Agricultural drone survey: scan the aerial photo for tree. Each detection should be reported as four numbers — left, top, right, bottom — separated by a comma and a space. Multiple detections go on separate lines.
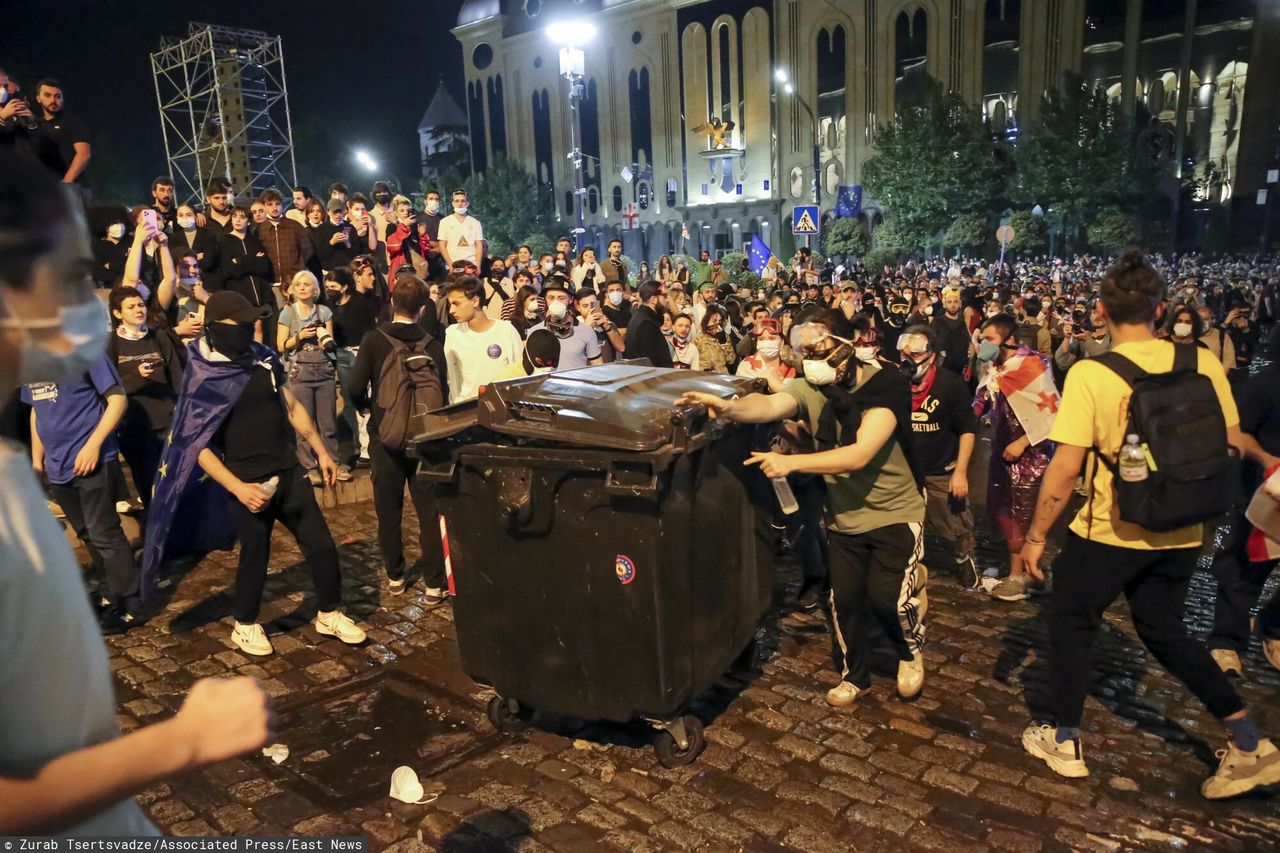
1007, 211, 1047, 255
943, 212, 988, 255
871, 217, 913, 254
1013, 74, 1142, 253
1086, 207, 1138, 253
823, 217, 870, 258
863, 248, 898, 274
862, 76, 1007, 252
518, 232, 555, 260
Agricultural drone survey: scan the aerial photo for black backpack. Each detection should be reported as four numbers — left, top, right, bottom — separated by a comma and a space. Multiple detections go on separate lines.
1091, 343, 1235, 532
375, 330, 444, 451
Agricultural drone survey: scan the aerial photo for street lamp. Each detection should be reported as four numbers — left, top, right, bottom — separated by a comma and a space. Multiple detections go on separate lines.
354, 149, 378, 173
774, 67, 821, 249
548, 19, 597, 255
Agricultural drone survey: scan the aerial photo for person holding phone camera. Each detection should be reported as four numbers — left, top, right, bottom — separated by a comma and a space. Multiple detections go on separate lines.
106, 285, 184, 511
1054, 301, 1111, 372
277, 271, 345, 486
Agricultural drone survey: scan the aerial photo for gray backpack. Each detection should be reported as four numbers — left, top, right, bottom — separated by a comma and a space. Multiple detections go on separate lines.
374, 331, 443, 451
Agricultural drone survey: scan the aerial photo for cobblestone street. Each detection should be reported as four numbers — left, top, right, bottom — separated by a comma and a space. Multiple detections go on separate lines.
104, 500, 1280, 852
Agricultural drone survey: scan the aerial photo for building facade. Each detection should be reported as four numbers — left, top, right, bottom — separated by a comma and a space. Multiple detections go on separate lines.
450, 0, 1279, 261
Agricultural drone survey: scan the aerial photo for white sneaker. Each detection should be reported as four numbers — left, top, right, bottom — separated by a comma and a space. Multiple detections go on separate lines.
825, 681, 867, 708
1201, 739, 1280, 799
1022, 723, 1089, 778
1263, 638, 1280, 674
388, 578, 406, 596
897, 654, 924, 700
315, 610, 367, 645
423, 586, 448, 606
1210, 648, 1244, 678
992, 574, 1030, 601
231, 622, 274, 656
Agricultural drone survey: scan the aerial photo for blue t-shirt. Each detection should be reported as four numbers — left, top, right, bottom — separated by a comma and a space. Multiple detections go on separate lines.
21, 356, 123, 485
528, 321, 602, 370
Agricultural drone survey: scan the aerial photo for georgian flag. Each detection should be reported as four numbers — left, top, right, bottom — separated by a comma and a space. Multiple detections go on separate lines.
988, 350, 1060, 447
1245, 465, 1280, 563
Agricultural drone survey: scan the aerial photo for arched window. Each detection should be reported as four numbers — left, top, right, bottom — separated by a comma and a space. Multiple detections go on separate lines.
894, 9, 929, 111
816, 26, 846, 146
580, 79, 603, 197
487, 75, 507, 158
467, 80, 488, 172
532, 89, 554, 190
612, 185, 623, 212
628, 68, 653, 168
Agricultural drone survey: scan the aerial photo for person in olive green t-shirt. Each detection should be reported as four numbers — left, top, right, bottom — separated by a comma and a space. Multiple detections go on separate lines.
679, 313, 926, 710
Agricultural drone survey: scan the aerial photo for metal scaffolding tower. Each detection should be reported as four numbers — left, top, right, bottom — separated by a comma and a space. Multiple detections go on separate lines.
151, 22, 297, 205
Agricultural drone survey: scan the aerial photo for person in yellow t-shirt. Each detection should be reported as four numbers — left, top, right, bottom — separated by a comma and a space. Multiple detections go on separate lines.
1018, 250, 1280, 800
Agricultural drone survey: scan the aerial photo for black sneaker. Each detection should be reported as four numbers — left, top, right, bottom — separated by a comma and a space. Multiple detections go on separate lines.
355, 455, 372, 469
797, 584, 824, 611
100, 605, 143, 636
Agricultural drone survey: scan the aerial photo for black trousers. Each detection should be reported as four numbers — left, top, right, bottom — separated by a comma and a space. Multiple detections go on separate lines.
1209, 509, 1280, 653
231, 464, 341, 623
50, 463, 140, 608
370, 441, 445, 587
117, 425, 165, 509
828, 522, 926, 689
1050, 532, 1244, 727
794, 476, 828, 586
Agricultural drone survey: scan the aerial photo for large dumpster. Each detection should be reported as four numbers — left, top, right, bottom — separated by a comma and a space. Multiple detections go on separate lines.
413, 362, 773, 766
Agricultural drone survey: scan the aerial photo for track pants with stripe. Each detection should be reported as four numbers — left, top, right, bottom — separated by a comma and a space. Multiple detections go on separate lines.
828, 521, 926, 690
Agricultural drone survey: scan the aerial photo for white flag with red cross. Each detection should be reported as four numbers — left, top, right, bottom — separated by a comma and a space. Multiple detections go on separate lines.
992, 351, 1060, 446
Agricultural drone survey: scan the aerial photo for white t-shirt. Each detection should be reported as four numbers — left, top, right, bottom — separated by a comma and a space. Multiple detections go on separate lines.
444, 318, 524, 403
438, 214, 484, 265
0, 442, 158, 836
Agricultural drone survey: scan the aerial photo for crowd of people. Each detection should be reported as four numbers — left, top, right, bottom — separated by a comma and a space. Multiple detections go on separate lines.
3, 72, 1280, 833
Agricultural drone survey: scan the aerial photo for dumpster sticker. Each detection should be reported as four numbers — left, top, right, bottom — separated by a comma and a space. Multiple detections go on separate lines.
615, 554, 636, 585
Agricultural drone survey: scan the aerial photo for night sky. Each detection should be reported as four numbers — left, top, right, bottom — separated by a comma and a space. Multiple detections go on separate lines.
1, 0, 466, 202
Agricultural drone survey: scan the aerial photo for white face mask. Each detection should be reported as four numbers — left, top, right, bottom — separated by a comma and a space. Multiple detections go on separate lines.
0, 290, 111, 386
541, 262, 553, 273
854, 346, 877, 363
453, 203, 468, 216
803, 359, 839, 386
177, 216, 196, 231
757, 339, 780, 359
425, 199, 441, 215
607, 291, 624, 306
524, 301, 540, 320
1173, 322, 1193, 338
107, 223, 125, 239
547, 300, 568, 320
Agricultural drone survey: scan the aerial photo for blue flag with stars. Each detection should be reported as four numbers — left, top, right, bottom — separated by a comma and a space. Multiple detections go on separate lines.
747, 234, 774, 275
140, 339, 281, 605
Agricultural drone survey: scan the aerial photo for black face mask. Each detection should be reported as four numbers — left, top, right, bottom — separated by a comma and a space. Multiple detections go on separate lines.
206, 323, 255, 359
375, 193, 392, 205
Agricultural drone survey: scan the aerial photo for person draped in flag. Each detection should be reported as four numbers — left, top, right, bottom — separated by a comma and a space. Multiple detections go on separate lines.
142, 290, 367, 657
974, 313, 1057, 602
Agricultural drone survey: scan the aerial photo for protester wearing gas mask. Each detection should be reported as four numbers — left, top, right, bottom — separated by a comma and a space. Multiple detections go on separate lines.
0, 155, 276, 836
528, 280, 601, 370
678, 312, 927, 709
898, 325, 980, 589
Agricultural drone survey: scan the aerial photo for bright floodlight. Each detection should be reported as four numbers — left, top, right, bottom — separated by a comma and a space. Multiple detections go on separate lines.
784, 82, 795, 95
355, 149, 378, 172
774, 68, 788, 83
546, 19, 597, 46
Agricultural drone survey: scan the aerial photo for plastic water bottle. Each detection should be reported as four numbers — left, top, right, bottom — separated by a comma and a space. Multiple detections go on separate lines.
254, 475, 280, 512
1118, 435, 1148, 483
771, 477, 799, 515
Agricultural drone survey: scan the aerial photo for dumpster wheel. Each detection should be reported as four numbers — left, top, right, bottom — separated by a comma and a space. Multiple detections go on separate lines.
486, 695, 530, 733
653, 715, 705, 767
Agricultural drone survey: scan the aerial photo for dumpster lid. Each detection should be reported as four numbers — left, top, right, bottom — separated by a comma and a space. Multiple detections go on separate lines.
474, 362, 758, 452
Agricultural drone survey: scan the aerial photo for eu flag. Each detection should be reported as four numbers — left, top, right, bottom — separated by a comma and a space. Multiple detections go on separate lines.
140, 339, 280, 605
835, 185, 863, 218
747, 235, 773, 275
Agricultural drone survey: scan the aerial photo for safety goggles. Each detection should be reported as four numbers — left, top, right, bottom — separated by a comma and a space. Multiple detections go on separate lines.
790, 322, 852, 360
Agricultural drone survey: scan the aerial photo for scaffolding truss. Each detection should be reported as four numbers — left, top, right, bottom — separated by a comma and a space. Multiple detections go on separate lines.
151, 22, 297, 205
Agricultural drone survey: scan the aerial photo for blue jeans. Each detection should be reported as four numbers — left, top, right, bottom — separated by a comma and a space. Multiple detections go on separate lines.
287, 353, 339, 470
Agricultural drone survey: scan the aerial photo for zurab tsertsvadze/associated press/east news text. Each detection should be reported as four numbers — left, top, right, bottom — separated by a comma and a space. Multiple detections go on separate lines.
6, 839, 367, 852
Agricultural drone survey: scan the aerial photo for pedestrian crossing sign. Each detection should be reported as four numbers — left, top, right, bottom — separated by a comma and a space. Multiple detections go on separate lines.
792, 205, 819, 235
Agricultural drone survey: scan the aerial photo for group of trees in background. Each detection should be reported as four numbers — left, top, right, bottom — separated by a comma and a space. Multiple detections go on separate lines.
858, 73, 1161, 260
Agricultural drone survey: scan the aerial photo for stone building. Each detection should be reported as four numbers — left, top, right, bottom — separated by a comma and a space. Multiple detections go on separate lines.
449, 0, 1280, 260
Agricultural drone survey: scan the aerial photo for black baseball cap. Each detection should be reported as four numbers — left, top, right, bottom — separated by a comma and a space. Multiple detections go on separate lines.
205, 291, 271, 324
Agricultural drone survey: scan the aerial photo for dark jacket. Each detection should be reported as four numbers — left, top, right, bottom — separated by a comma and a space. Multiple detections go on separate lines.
257, 217, 314, 286
211, 231, 275, 307
350, 320, 449, 435
624, 303, 673, 369
169, 226, 220, 275
314, 221, 358, 271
